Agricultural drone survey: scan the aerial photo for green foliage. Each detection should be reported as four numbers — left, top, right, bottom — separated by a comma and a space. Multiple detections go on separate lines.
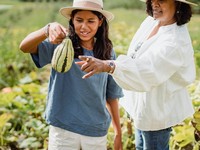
1, 76, 200, 149
110, 8, 147, 56
195, 52, 200, 78
192, 0, 200, 14
0, 81, 48, 149
104, 0, 145, 10
0, 2, 69, 89
0, 0, 200, 149
170, 123, 195, 149
188, 14, 200, 53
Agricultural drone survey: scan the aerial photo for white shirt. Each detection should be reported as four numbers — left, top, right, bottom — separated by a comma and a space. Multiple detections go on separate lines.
112, 16, 196, 131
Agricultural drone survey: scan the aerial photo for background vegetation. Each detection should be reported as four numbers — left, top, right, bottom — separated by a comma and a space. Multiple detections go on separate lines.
0, 0, 200, 149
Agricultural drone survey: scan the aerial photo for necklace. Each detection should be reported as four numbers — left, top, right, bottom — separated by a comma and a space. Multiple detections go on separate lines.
130, 42, 143, 59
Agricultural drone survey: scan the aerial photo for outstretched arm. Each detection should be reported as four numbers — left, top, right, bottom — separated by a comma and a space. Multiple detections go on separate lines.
19, 22, 67, 53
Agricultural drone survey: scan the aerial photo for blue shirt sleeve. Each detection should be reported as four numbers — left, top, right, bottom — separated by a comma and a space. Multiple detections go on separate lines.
31, 39, 57, 68
106, 74, 124, 99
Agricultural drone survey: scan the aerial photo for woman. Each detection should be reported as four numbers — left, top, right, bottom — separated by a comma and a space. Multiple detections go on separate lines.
19, 0, 123, 149
77, 0, 197, 149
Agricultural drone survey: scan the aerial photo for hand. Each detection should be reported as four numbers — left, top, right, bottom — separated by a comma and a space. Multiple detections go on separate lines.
48, 22, 67, 44
114, 134, 123, 150
75, 55, 108, 79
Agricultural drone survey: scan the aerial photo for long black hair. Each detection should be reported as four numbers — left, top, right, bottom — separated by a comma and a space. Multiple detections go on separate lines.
68, 10, 113, 60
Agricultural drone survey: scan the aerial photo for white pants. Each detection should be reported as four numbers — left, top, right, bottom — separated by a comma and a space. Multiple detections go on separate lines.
48, 125, 107, 150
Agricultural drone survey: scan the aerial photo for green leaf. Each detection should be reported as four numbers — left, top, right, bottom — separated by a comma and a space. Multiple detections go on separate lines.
19, 137, 40, 148
0, 113, 13, 132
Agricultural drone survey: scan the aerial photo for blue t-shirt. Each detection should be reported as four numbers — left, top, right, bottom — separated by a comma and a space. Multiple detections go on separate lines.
31, 39, 123, 137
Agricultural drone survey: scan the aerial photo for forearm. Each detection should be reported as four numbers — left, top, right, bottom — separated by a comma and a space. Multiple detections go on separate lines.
19, 25, 47, 53
106, 99, 122, 136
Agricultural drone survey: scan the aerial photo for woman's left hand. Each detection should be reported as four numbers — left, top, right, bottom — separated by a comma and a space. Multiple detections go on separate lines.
75, 55, 108, 79
114, 134, 123, 150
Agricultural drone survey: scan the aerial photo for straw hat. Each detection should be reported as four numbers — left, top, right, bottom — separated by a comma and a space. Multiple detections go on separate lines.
60, 0, 114, 21
176, 0, 198, 6
140, 0, 198, 6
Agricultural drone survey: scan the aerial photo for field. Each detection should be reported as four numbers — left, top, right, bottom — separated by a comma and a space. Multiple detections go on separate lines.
0, 0, 200, 149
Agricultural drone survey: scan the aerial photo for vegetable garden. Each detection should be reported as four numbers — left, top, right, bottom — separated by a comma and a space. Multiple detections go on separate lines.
0, 0, 200, 149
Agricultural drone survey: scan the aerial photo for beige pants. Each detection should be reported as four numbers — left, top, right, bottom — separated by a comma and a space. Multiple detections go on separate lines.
48, 125, 107, 150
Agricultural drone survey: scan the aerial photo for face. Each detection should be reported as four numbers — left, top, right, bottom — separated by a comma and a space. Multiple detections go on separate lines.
72, 10, 103, 43
151, 0, 176, 25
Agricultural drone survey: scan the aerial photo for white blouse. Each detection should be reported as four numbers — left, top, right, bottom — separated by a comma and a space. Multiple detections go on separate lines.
113, 16, 196, 131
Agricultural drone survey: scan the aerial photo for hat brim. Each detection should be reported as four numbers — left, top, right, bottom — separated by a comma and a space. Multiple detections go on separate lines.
176, 0, 198, 6
60, 7, 114, 21
140, 0, 198, 6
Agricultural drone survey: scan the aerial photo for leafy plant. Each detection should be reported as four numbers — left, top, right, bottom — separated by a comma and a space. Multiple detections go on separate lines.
0, 0, 200, 149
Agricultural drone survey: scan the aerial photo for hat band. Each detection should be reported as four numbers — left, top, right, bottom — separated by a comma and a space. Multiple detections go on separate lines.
73, 1, 103, 10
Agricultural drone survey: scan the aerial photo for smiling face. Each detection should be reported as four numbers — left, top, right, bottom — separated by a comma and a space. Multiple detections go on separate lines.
151, 0, 176, 26
72, 10, 103, 46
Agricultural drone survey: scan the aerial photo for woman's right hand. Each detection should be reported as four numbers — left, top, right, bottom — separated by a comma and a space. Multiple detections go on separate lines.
47, 22, 68, 44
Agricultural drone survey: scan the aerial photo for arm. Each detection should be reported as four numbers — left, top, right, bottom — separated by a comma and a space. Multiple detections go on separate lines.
19, 27, 47, 53
106, 99, 122, 150
19, 22, 67, 53
77, 41, 185, 91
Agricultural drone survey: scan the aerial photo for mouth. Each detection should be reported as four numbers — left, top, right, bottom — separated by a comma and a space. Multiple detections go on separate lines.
152, 9, 162, 18
80, 31, 90, 37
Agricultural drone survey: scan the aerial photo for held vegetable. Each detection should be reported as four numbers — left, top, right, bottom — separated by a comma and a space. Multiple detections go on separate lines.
51, 37, 74, 73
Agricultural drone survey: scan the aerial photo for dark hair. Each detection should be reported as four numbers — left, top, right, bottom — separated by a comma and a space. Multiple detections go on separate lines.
146, 0, 192, 26
68, 10, 113, 60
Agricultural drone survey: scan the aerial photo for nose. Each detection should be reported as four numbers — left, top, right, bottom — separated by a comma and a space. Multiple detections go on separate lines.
81, 22, 88, 30
151, 0, 160, 7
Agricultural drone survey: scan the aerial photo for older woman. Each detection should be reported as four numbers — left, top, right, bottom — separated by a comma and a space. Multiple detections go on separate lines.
77, 0, 197, 149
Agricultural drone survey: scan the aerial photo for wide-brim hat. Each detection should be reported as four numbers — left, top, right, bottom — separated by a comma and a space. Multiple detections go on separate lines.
60, 0, 114, 21
140, 0, 198, 6
176, 0, 198, 6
